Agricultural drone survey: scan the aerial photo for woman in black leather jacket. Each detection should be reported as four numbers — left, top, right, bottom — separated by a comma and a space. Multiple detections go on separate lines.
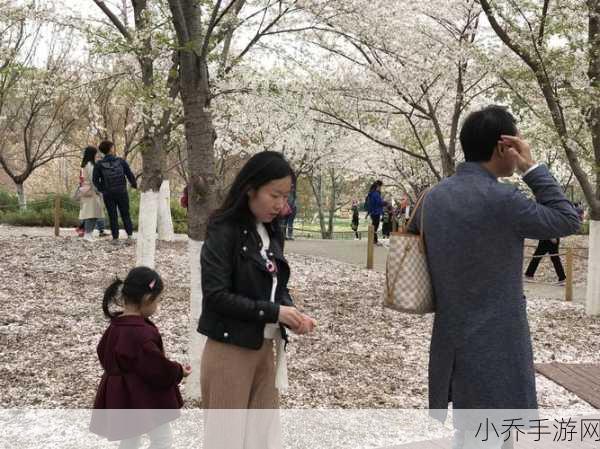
199, 151, 316, 445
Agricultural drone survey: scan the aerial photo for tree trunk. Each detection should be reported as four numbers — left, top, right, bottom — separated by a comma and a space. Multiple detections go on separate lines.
327, 206, 334, 238
157, 180, 175, 241
181, 92, 216, 400
15, 183, 26, 210
309, 173, 328, 239
124, 0, 174, 267
136, 190, 159, 267
327, 170, 336, 238
136, 137, 164, 267
586, 220, 600, 315
187, 237, 204, 400
586, 2, 600, 315
167, 0, 217, 402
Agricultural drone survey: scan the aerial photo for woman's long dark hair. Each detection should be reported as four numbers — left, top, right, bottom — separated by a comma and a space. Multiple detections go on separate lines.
369, 180, 383, 193
208, 151, 295, 231
81, 146, 98, 168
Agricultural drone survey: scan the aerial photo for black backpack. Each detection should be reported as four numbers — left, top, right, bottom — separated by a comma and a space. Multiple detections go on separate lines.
99, 159, 126, 193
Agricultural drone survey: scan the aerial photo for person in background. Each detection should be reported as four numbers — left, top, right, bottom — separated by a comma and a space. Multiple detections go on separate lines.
76, 219, 107, 238
180, 185, 188, 209
365, 180, 385, 245
524, 239, 566, 285
381, 204, 393, 238
283, 182, 298, 240
93, 141, 137, 244
78, 146, 105, 242
399, 196, 412, 230
392, 201, 402, 232
351, 200, 360, 240
574, 202, 585, 223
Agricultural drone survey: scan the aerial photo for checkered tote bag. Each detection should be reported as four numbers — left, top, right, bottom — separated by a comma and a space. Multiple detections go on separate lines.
384, 190, 434, 314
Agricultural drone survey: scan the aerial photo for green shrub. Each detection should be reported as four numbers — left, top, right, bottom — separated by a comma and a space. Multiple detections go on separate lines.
171, 199, 188, 234
0, 188, 190, 232
0, 192, 80, 228
579, 221, 590, 235
0, 188, 19, 212
0, 207, 79, 227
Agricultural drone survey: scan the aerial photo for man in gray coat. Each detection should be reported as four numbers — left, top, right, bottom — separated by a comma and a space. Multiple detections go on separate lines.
410, 105, 580, 448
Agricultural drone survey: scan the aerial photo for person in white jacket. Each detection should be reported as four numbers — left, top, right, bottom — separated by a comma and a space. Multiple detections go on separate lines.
78, 146, 105, 241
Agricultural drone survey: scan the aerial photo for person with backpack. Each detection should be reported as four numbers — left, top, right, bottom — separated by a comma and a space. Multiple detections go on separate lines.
93, 140, 137, 243
365, 180, 385, 245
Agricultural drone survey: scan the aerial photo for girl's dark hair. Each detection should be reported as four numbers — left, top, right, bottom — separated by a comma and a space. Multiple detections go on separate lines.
208, 151, 295, 230
369, 180, 383, 193
102, 266, 164, 319
81, 146, 98, 168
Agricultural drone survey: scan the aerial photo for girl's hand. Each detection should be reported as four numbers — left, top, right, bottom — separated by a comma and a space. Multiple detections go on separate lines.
182, 364, 192, 377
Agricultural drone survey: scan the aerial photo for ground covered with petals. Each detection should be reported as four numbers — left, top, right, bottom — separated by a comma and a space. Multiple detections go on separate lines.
0, 227, 596, 411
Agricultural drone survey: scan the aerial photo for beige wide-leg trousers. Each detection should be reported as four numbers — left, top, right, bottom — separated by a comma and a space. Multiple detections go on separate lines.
201, 338, 281, 449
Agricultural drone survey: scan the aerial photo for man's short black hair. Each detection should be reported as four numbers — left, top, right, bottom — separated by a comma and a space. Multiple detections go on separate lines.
459, 105, 518, 162
98, 140, 114, 155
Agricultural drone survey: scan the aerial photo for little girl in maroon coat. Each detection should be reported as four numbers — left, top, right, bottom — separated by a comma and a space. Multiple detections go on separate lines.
90, 266, 192, 449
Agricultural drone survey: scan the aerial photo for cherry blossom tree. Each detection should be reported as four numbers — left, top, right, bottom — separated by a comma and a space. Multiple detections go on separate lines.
90, 0, 179, 266
478, 0, 600, 314
300, 0, 494, 181
0, 3, 83, 208
167, 0, 317, 399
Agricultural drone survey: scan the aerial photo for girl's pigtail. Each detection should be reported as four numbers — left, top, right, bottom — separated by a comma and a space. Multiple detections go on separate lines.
103, 278, 123, 319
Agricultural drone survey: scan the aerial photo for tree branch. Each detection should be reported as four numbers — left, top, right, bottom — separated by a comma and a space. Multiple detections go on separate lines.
92, 0, 132, 41
538, 0, 551, 46
312, 108, 428, 161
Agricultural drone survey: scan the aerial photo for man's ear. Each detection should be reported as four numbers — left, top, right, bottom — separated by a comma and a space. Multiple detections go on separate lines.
496, 142, 505, 159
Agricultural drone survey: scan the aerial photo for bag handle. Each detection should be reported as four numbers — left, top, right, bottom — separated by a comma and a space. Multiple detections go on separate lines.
405, 188, 431, 253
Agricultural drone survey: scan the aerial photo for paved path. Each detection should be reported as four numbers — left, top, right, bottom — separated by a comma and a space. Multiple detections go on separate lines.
1, 225, 586, 304
285, 238, 587, 304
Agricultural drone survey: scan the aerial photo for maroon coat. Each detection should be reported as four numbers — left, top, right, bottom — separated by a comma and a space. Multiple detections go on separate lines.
89, 315, 184, 441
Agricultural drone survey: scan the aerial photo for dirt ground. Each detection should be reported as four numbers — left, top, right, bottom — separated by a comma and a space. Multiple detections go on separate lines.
0, 226, 597, 411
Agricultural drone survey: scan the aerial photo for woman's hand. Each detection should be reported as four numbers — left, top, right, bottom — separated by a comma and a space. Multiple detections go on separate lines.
278, 305, 303, 329
182, 364, 193, 377
291, 314, 317, 335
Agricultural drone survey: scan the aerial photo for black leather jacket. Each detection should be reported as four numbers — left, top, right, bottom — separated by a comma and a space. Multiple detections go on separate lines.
198, 216, 295, 350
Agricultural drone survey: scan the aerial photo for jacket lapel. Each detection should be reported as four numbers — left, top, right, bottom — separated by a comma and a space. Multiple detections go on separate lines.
239, 222, 289, 273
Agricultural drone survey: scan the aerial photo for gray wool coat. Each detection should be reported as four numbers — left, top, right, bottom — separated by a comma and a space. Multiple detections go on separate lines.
410, 162, 580, 420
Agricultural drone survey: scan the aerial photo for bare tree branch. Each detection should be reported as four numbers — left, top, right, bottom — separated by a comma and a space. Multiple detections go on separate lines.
92, 0, 132, 41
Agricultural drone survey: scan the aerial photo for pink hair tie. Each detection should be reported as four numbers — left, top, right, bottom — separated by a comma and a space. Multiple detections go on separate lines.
149, 279, 156, 290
